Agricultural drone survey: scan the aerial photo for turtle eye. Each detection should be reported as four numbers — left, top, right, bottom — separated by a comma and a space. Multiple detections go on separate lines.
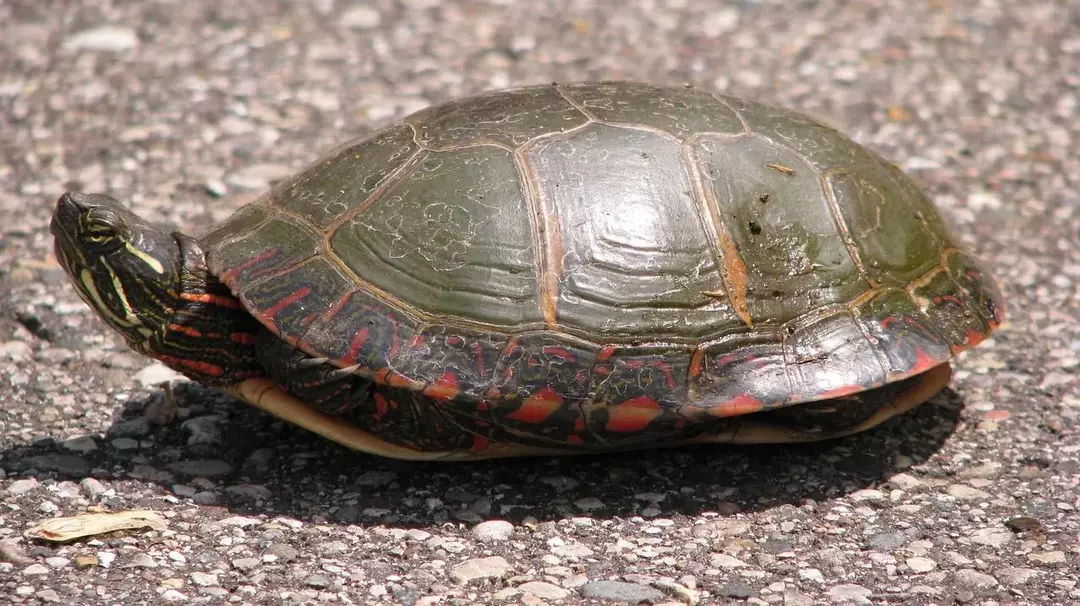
82, 208, 126, 251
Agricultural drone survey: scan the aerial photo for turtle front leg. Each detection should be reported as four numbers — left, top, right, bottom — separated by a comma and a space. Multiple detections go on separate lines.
253, 328, 374, 414
252, 329, 478, 452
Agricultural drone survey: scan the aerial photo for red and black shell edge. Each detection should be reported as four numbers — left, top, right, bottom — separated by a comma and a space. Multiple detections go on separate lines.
217, 242, 1003, 452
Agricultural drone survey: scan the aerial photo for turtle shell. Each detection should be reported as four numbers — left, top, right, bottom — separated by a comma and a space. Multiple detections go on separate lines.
202, 81, 1004, 449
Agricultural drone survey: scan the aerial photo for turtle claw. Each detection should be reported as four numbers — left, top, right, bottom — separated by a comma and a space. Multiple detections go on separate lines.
145, 381, 178, 426
295, 356, 330, 368
324, 363, 363, 382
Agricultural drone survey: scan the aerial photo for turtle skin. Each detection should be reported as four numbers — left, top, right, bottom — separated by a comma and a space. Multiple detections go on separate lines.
199, 81, 1005, 456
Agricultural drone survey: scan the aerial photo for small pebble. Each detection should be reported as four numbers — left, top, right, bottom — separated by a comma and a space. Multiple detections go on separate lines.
954, 569, 999, 590
580, 581, 666, 603
472, 520, 514, 542
449, 556, 511, 585
62, 26, 139, 52
7, 478, 39, 495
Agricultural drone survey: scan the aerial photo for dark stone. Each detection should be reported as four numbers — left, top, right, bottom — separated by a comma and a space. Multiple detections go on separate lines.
1005, 516, 1042, 533
719, 581, 756, 599
29, 454, 90, 475
867, 531, 906, 551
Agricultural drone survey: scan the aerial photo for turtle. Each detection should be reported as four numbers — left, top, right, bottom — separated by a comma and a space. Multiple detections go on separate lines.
50, 81, 1005, 460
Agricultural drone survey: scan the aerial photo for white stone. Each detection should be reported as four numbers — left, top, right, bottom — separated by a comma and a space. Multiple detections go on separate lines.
341, 5, 381, 29
472, 520, 513, 542
63, 26, 139, 52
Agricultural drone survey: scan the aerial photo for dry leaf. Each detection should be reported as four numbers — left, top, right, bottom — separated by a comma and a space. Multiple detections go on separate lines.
25, 510, 167, 542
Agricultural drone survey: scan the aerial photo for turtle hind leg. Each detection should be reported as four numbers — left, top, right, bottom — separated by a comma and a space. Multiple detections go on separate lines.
252, 328, 479, 452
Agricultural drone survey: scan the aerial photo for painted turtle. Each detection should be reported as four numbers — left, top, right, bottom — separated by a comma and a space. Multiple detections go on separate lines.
51, 82, 1005, 460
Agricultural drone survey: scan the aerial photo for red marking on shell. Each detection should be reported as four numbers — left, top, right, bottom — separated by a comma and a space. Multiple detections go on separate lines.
180, 292, 242, 309
472, 342, 487, 375
910, 346, 943, 376
374, 368, 420, 390
573, 417, 586, 433
507, 387, 563, 424
342, 327, 370, 366
373, 393, 389, 419
502, 338, 521, 356
597, 345, 616, 362
169, 323, 202, 338
230, 332, 256, 345
708, 393, 765, 418
984, 409, 1010, 421
991, 302, 1006, 326
714, 352, 756, 368
951, 329, 988, 354
470, 435, 490, 452
220, 248, 280, 283
567, 435, 583, 445
424, 371, 461, 401
688, 349, 705, 379
625, 359, 645, 368
934, 294, 964, 307
206, 332, 222, 339
605, 396, 662, 433
154, 354, 224, 378
595, 366, 611, 376
446, 335, 464, 347
652, 361, 676, 390
260, 286, 311, 320
542, 346, 574, 360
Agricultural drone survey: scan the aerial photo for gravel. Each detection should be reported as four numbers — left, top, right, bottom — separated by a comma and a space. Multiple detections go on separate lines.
2, 0, 1079, 604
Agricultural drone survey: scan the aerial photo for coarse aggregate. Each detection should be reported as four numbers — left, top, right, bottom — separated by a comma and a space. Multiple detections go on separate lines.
1, 1, 1078, 604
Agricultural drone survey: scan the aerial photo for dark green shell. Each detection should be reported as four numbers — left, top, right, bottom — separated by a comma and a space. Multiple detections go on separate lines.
202, 82, 1004, 450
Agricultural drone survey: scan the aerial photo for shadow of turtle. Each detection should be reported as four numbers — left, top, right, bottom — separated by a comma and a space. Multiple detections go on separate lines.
0, 381, 962, 527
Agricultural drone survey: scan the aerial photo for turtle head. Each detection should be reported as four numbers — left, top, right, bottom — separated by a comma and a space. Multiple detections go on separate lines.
51, 192, 182, 345
51, 192, 264, 385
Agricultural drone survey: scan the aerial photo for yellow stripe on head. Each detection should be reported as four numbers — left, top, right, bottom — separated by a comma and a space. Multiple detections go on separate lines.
80, 268, 137, 329
125, 241, 166, 274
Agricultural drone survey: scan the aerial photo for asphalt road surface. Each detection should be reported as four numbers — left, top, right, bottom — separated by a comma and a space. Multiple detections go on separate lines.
1, 1, 1077, 604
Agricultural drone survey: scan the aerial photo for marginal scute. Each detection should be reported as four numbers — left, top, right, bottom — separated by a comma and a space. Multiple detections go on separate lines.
584, 347, 692, 443
852, 287, 951, 378
908, 267, 992, 352
784, 309, 887, 400
329, 145, 542, 327
392, 324, 507, 403
274, 124, 422, 228
241, 256, 353, 341
300, 287, 420, 375
202, 203, 270, 244
560, 82, 745, 140
206, 216, 319, 288
691, 135, 867, 324
944, 249, 1007, 329
408, 85, 590, 150
687, 333, 792, 414
484, 333, 598, 446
